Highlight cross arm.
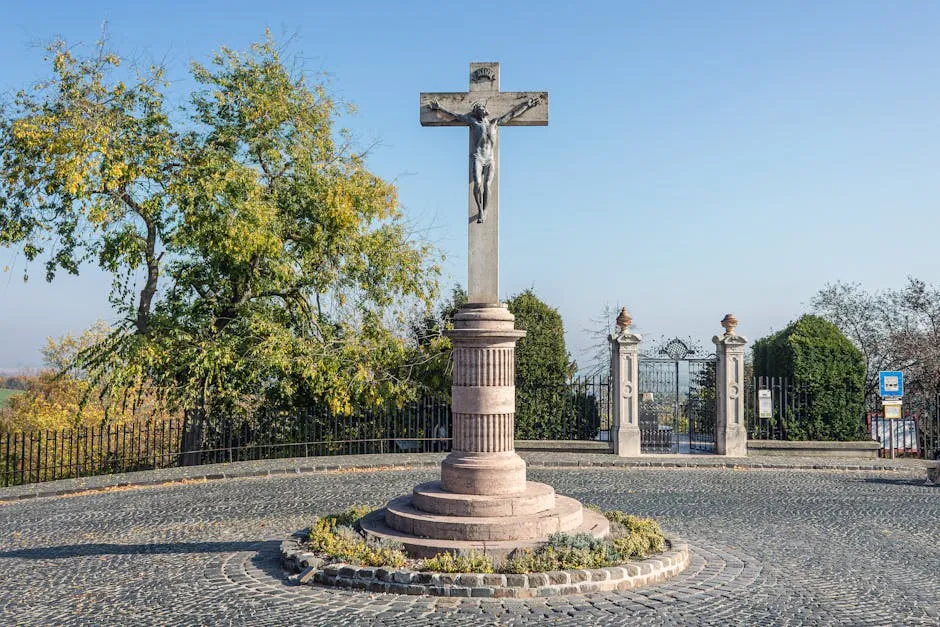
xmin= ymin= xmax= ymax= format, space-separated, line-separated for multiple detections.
xmin=420 ymin=91 xmax=549 ymax=126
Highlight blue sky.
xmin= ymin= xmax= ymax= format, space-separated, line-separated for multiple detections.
xmin=1 ymin=1 xmax=939 ymax=371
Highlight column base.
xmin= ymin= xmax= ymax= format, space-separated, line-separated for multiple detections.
xmin=361 ymin=482 xmax=610 ymax=560
xmin=717 ymin=426 xmax=748 ymax=457
xmin=441 ymin=450 xmax=527 ymax=495
xmin=614 ymin=426 xmax=642 ymax=457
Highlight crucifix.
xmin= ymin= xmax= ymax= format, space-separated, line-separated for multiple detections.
xmin=420 ymin=62 xmax=549 ymax=304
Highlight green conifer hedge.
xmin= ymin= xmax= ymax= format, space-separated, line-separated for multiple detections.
xmin=753 ymin=315 xmax=866 ymax=440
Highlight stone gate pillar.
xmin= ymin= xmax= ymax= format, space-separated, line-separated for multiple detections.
xmin=713 ymin=314 xmax=748 ymax=457
xmin=609 ymin=308 xmax=642 ymax=457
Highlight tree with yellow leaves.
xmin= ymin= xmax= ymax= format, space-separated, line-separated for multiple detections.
xmin=1 ymin=33 xmax=440 ymax=428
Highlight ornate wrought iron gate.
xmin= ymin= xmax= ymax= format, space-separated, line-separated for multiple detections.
xmin=638 ymin=339 xmax=717 ymax=453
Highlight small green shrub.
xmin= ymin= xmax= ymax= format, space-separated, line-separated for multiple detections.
xmin=307 ymin=506 xmax=407 ymax=567
xmin=332 ymin=505 xmax=372 ymax=527
xmin=420 ymin=551 xmax=494 ymax=573
xmin=604 ymin=511 xmax=665 ymax=559
xmin=502 ymin=544 xmax=618 ymax=572
xmin=547 ymin=532 xmax=607 ymax=552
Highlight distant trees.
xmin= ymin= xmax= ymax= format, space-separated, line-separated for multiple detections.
xmin=812 ymin=278 xmax=940 ymax=407
xmin=753 ymin=314 xmax=866 ymax=440
xmin=0 ymin=323 xmax=164 ymax=432
xmin=0 ymin=33 xmax=440 ymax=426
xmin=0 ymin=376 xmax=29 ymax=391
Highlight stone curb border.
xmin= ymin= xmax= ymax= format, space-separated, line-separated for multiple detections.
xmin=0 ymin=455 xmax=927 ymax=504
xmin=280 ymin=531 xmax=690 ymax=598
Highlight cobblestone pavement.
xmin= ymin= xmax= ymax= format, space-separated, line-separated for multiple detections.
xmin=0 ymin=460 xmax=936 ymax=625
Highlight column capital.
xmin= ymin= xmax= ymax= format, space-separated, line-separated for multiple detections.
xmin=712 ymin=333 xmax=748 ymax=349
xmin=609 ymin=330 xmax=643 ymax=347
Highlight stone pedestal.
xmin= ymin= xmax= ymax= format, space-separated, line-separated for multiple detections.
xmin=362 ymin=304 xmax=609 ymax=559
xmin=712 ymin=314 xmax=749 ymax=457
xmin=609 ymin=308 xmax=642 ymax=457
xmin=441 ymin=305 xmax=526 ymax=494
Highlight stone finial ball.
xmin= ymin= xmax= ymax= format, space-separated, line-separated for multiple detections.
xmin=720 ymin=313 xmax=738 ymax=335
xmin=616 ymin=307 xmax=632 ymax=330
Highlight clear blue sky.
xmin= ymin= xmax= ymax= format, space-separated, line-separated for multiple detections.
xmin=2 ymin=1 xmax=939 ymax=371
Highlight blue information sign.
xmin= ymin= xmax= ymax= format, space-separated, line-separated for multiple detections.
xmin=879 ymin=371 xmax=903 ymax=398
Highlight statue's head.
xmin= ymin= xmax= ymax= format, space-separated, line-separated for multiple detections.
xmin=470 ymin=102 xmax=488 ymax=120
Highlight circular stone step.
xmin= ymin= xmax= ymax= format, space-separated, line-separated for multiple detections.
xmin=384 ymin=494 xmax=585 ymax=542
xmin=360 ymin=505 xmax=610 ymax=560
xmin=411 ymin=481 xmax=556 ymax=517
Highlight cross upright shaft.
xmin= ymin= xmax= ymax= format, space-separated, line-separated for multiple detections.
xmin=420 ymin=62 xmax=548 ymax=304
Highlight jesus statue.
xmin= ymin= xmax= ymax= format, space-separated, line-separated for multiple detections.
xmin=429 ymin=96 xmax=542 ymax=223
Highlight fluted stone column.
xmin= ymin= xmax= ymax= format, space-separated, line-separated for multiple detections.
xmin=609 ymin=308 xmax=642 ymax=457
xmin=441 ymin=303 xmax=527 ymax=495
xmin=713 ymin=314 xmax=748 ymax=457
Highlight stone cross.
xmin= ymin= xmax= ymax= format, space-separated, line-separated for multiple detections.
xmin=359 ymin=64 xmax=608 ymax=558
xmin=420 ymin=62 xmax=548 ymax=304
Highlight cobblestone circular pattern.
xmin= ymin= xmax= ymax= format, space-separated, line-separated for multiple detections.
xmin=0 ymin=464 xmax=937 ymax=625
xmin=280 ymin=531 xmax=690 ymax=598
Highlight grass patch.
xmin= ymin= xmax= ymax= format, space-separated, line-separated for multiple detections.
xmin=0 ymin=388 xmax=22 ymax=408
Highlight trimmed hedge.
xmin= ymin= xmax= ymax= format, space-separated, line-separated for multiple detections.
xmin=753 ymin=315 xmax=865 ymax=441
xmin=507 ymin=290 xmax=571 ymax=439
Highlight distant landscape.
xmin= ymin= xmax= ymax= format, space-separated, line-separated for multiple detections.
xmin=0 ymin=389 xmax=21 ymax=408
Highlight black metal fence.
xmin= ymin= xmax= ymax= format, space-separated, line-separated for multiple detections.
xmin=187 ymin=396 xmax=453 ymax=466
xmin=745 ymin=376 xmax=812 ymax=441
xmin=516 ymin=376 xmax=611 ymax=441
xmin=867 ymin=394 xmax=940 ymax=459
xmin=0 ymin=397 xmax=451 ymax=488
xmin=1 ymin=420 xmax=184 ymax=487
xmin=747 ymin=377 xmax=940 ymax=459
xmin=0 ymin=377 xmax=612 ymax=487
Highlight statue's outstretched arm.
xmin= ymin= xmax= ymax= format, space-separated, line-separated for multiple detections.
xmin=428 ymin=101 xmax=470 ymax=123
xmin=495 ymin=96 xmax=541 ymax=125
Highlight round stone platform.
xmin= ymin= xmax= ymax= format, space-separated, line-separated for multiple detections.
xmin=384 ymin=492 xmax=584 ymax=541
xmin=360 ymin=502 xmax=610 ymax=559
xmin=411 ymin=481 xmax=556 ymax=517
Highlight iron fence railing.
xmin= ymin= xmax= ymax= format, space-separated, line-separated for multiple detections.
xmin=516 ymin=376 xmax=611 ymax=441
xmin=745 ymin=376 xmax=812 ymax=441
xmin=1 ymin=420 xmax=184 ymax=487
xmin=188 ymin=396 xmax=453 ymax=466
xmin=0 ymin=397 xmax=452 ymax=488
xmin=747 ymin=377 xmax=939 ymax=459
xmin=867 ymin=394 xmax=940 ymax=459
xmin=1 ymin=377 xmax=611 ymax=487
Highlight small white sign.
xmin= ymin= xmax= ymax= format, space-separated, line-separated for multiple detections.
xmin=758 ymin=389 xmax=772 ymax=418
xmin=883 ymin=376 xmax=899 ymax=393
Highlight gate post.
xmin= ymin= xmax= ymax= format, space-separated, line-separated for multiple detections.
xmin=712 ymin=314 xmax=748 ymax=456
xmin=609 ymin=308 xmax=642 ymax=456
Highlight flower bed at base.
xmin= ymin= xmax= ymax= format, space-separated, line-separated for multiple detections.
xmin=280 ymin=531 xmax=691 ymax=598
xmin=276 ymin=505 xmax=688 ymax=597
